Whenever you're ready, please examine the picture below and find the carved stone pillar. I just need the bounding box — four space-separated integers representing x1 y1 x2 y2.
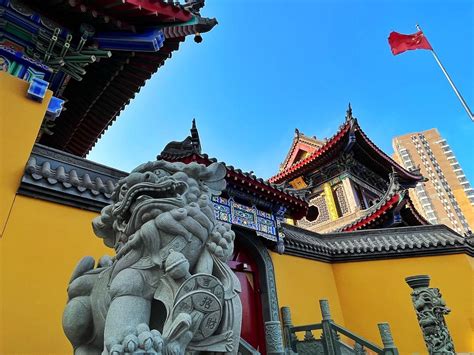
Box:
265 320 284 355
319 299 339 355
377 323 399 355
281 306 297 354
405 275 456 354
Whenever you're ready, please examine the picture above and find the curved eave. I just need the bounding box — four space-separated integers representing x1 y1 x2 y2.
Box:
354 123 424 183
403 196 429 225
163 17 218 38
339 192 428 233
124 0 192 22
341 194 400 232
269 121 351 183
162 153 308 219
31 0 192 32
225 169 308 219
269 118 424 185
40 38 185 156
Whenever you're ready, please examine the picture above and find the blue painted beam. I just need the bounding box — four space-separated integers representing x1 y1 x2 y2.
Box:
94 29 165 52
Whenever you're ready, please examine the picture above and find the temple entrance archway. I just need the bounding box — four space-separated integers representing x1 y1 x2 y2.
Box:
228 228 284 355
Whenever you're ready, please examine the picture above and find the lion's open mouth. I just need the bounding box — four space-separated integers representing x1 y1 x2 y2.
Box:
113 180 187 229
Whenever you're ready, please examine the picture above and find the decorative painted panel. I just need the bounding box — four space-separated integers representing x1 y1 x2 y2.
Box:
0 45 52 81
232 201 257 229
211 196 281 241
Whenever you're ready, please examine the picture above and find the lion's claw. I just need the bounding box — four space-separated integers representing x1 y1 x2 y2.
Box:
123 334 139 352
108 323 163 354
110 344 124 355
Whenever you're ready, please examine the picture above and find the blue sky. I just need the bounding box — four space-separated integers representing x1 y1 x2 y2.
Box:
88 0 474 183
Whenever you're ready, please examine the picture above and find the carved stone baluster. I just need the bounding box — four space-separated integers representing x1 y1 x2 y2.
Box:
377 322 399 355
319 299 340 355
265 320 285 355
353 343 366 355
281 306 297 354
405 275 456 355
304 330 315 341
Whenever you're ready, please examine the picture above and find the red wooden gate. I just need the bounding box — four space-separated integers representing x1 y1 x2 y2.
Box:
228 240 266 353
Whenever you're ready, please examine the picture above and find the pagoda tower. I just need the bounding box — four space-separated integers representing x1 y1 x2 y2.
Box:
269 104 428 233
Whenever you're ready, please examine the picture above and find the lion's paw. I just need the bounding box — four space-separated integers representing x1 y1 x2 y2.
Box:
109 323 163 354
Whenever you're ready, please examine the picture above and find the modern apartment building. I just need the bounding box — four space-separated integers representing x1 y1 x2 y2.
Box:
393 128 474 235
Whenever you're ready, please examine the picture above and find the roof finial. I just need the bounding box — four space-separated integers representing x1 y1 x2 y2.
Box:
346 102 353 121
190 118 201 153
294 128 300 138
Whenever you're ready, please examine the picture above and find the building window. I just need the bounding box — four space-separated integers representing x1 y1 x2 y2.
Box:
306 205 320 222
334 185 350 216
311 195 330 224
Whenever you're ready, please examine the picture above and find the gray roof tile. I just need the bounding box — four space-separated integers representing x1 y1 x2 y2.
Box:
282 223 473 262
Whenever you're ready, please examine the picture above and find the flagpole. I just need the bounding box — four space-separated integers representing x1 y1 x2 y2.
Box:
416 24 474 122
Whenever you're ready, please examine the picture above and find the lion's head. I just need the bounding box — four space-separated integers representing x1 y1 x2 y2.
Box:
92 160 227 255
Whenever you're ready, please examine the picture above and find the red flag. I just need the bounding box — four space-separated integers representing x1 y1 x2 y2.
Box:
388 31 432 55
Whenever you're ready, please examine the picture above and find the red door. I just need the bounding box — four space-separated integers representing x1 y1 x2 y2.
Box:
228 241 266 353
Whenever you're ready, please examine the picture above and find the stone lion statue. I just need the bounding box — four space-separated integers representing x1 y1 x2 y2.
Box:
62 160 242 354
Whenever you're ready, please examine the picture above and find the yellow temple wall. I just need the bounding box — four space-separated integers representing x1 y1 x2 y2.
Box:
0 195 108 355
272 251 473 354
0 198 472 354
333 254 473 354
0 72 52 238
271 252 346 326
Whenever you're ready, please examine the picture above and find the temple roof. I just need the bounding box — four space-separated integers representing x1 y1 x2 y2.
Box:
279 129 325 171
20 144 127 210
158 121 309 218
269 106 425 185
333 171 428 232
282 223 473 262
39 42 184 155
27 1 196 31
21 136 308 219
6 0 217 156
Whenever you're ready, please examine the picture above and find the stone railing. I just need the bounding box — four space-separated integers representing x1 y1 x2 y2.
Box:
281 300 399 355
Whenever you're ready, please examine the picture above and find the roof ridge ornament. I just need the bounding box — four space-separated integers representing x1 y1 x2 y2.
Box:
157 119 202 160
190 118 202 153
345 102 353 121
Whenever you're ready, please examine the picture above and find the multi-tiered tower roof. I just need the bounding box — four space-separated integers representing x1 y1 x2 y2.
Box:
269 105 428 232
